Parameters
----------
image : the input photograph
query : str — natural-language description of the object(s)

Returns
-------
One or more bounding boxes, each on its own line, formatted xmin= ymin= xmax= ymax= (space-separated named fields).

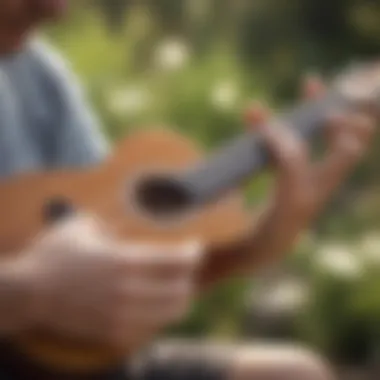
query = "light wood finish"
xmin=0 ymin=129 xmax=251 ymax=372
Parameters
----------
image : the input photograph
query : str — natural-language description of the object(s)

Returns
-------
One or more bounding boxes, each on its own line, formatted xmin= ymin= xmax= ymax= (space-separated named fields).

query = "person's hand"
xmin=251 ymin=74 xmax=376 ymax=224
xmin=200 ymin=74 xmax=377 ymax=284
xmin=11 ymin=214 xmax=203 ymax=348
xmin=245 ymin=74 xmax=376 ymax=263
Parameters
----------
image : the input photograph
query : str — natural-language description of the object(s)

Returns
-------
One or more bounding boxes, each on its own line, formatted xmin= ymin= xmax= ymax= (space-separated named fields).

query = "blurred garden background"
xmin=44 ymin=0 xmax=380 ymax=376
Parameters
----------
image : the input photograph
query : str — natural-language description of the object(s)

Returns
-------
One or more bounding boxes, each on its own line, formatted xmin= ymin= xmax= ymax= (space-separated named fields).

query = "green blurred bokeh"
xmin=44 ymin=0 xmax=380 ymax=367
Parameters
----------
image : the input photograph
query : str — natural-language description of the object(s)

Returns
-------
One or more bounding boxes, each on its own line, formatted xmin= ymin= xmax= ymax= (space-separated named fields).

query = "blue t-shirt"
xmin=0 ymin=37 xmax=109 ymax=178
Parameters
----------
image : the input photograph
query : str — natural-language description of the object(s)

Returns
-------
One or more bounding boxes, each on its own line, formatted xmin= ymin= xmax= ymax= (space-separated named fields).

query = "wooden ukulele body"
xmin=0 ymin=129 xmax=250 ymax=372
xmin=0 ymin=59 xmax=377 ymax=373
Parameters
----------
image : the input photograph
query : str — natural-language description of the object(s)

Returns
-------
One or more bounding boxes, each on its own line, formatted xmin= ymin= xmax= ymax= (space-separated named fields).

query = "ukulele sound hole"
xmin=134 ymin=176 xmax=191 ymax=219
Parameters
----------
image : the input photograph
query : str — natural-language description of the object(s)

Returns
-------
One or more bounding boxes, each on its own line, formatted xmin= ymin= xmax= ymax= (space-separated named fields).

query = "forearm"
xmin=198 ymin=201 xmax=308 ymax=289
xmin=198 ymin=74 xmax=376 ymax=291
xmin=238 ymin=203 xmax=307 ymax=270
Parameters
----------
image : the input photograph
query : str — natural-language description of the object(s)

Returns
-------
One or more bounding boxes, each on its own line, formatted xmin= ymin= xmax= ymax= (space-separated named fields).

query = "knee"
xmin=230 ymin=344 xmax=335 ymax=380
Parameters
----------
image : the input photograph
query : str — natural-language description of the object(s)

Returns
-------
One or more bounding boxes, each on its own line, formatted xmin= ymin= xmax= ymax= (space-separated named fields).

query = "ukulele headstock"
xmin=334 ymin=60 xmax=380 ymax=109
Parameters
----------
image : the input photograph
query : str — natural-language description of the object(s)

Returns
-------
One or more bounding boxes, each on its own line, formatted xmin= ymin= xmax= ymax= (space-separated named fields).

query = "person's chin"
xmin=39 ymin=0 xmax=68 ymax=21
xmin=0 ymin=32 xmax=30 ymax=57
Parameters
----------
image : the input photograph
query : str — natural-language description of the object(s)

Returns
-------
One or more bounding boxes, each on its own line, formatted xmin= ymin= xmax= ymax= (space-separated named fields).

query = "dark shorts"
xmin=128 ymin=342 xmax=229 ymax=380
xmin=0 ymin=340 xmax=229 ymax=380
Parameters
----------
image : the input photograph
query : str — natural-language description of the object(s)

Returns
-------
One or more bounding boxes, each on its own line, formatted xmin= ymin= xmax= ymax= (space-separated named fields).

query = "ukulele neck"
xmin=137 ymin=91 xmax=350 ymax=219
xmin=179 ymin=91 xmax=349 ymax=205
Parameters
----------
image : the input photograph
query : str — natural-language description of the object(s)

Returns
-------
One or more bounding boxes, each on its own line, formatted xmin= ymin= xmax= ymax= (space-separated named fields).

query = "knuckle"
xmin=281 ymin=139 xmax=309 ymax=167
xmin=348 ymin=146 xmax=364 ymax=160
xmin=291 ymin=189 xmax=316 ymax=218
xmin=326 ymin=113 xmax=346 ymax=129
xmin=356 ymin=114 xmax=375 ymax=131
xmin=338 ymin=135 xmax=365 ymax=160
xmin=349 ymin=114 xmax=376 ymax=141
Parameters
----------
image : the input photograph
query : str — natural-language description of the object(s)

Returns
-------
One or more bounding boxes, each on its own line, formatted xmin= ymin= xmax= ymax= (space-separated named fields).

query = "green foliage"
xmin=296 ymin=237 xmax=380 ymax=364
xmin=169 ymin=278 xmax=251 ymax=338
xmin=46 ymin=0 xmax=380 ymax=362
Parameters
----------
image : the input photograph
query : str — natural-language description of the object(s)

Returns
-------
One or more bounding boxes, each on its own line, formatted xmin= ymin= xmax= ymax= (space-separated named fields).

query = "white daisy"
xmin=315 ymin=243 xmax=363 ymax=280
xmin=107 ymin=86 xmax=151 ymax=116
xmin=155 ymin=39 xmax=190 ymax=71
xmin=211 ymin=81 xmax=239 ymax=110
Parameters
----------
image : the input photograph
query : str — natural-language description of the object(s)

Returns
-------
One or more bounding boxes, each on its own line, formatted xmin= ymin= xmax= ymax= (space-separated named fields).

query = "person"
xmin=0 ymin=1 xmax=376 ymax=379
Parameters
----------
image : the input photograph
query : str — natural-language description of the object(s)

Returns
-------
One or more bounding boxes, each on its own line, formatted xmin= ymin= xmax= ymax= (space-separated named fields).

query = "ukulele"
xmin=0 ymin=62 xmax=379 ymax=375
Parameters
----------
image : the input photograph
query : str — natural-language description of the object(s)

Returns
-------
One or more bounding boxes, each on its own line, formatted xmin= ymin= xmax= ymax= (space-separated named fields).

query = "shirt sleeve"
xmin=54 ymin=76 xmax=110 ymax=168
xmin=33 ymin=40 xmax=110 ymax=168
